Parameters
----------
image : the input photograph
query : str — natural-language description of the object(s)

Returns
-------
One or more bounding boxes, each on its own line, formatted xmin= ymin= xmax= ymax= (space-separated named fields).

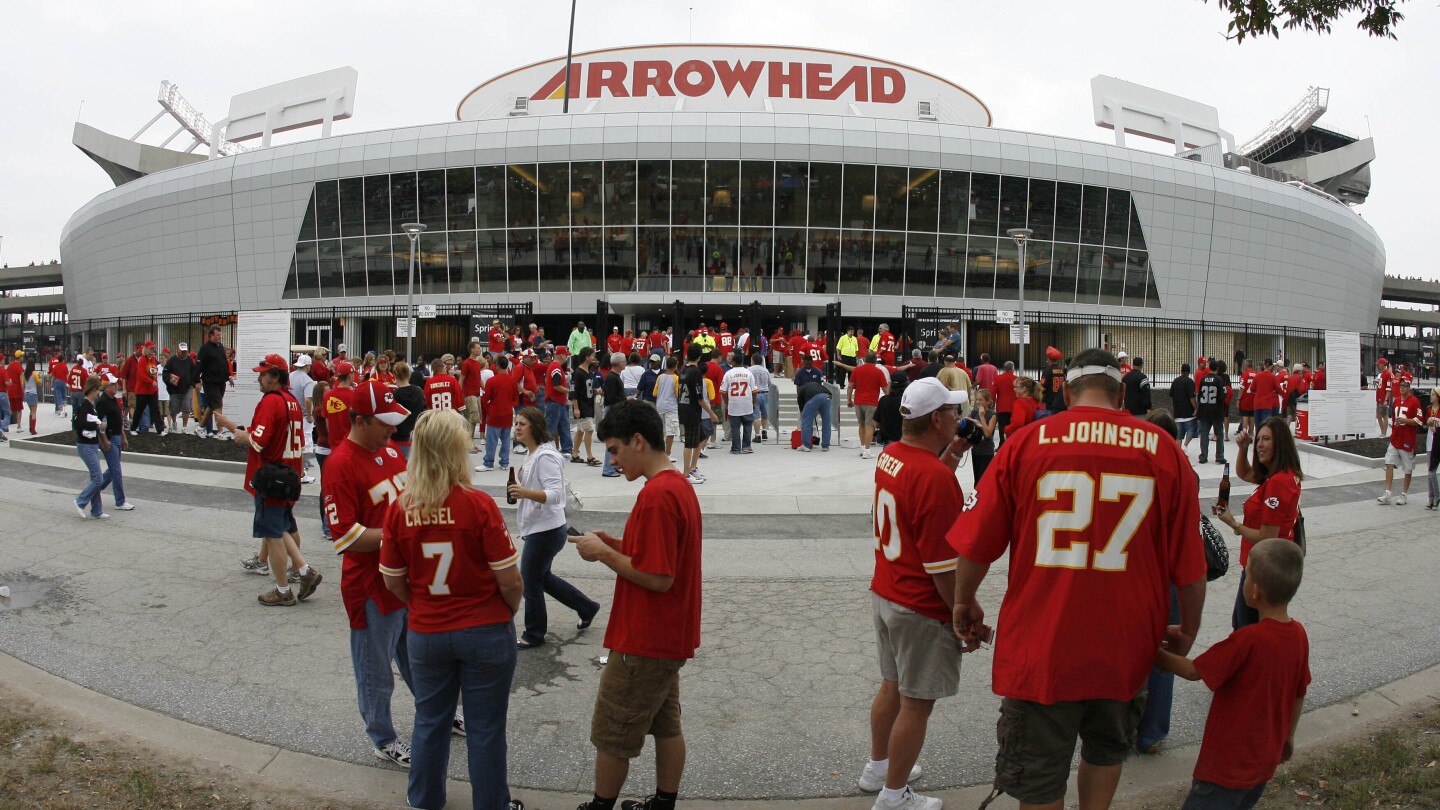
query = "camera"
xmin=955 ymin=416 xmax=985 ymax=446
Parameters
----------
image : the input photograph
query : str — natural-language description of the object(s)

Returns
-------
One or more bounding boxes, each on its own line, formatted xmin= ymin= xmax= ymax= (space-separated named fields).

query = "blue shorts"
xmin=24 ymin=391 xmax=38 ymax=406
xmin=1176 ymin=418 xmax=1201 ymax=440
xmin=252 ymin=495 xmax=298 ymax=539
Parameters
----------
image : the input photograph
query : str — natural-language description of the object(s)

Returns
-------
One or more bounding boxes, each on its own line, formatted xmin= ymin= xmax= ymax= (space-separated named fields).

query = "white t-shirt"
xmin=720 ymin=367 xmax=756 ymax=417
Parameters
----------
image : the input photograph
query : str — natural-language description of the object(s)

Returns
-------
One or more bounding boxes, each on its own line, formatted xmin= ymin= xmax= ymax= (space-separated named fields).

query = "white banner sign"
xmin=1305 ymin=389 xmax=1372 ymax=438
xmin=994 ymin=310 xmax=1016 ymax=324
xmin=397 ymin=318 xmax=417 ymax=338
xmin=416 ymin=305 xmax=437 ymax=319
xmin=233 ymin=309 xmax=292 ymax=427
xmin=1009 ymin=324 xmax=1031 ymax=345
xmin=1324 ymin=330 xmax=1361 ymax=395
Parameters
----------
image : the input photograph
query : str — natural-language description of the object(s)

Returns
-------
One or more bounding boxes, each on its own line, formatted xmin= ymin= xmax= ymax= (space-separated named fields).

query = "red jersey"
xmin=850 ymin=363 xmax=888 ymax=407
xmin=513 ymin=363 xmax=538 ymax=406
xmin=544 ymin=361 xmax=569 ymax=405
xmin=379 ymin=486 xmax=519 ymax=633
xmin=424 ymin=374 xmax=462 ymax=412
xmin=994 ymin=371 xmax=1018 ymax=414
xmin=605 ymin=469 xmax=703 ymax=659
xmin=947 ymin=406 xmax=1204 ymax=704
xmin=322 ymin=386 xmax=355 ymax=449
xmin=1239 ymin=472 xmax=1301 ymax=566
xmin=871 ymin=441 xmax=962 ymax=621
xmin=310 ymin=362 xmax=331 ymax=384
xmin=6 ymin=361 xmax=21 ymax=397
xmin=1388 ymin=372 xmax=1409 ymax=403
xmin=67 ymin=364 xmax=89 ymax=393
xmin=481 ymin=370 xmax=518 ymax=429
xmin=488 ymin=327 xmax=508 ymax=354
xmin=1238 ymin=370 xmax=1256 ymax=410
xmin=874 ymin=331 xmax=897 ymax=359
xmin=631 ymin=336 xmax=646 ymax=356
xmin=1192 ymin=619 xmax=1310 ymax=789
xmin=1251 ymin=368 xmax=1276 ymax=411
xmin=373 ymin=370 xmax=395 ymax=387
xmin=717 ymin=331 xmax=735 ymax=356
xmin=243 ymin=390 xmax=304 ymax=501
xmin=323 ymin=437 xmax=408 ymax=629
xmin=131 ymin=357 xmax=159 ymax=396
xmin=788 ymin=334 xmax=808 ymax=360
xmin=1376 ymin=369 xmax=1393 ymax=403
xmin=460 ymin=357 xmax=485 ymax=397
xmin=857 ymin=334 xmax=871 ymax=358
xmin=1391 ymin=394 xmax=1424 ymax=452
xmin=648 ymin=331 xmax=669 ymax=353
xmin=607 ymin=333 xmax=626 ymax=355
xmin=1311 ymin=369 xmax=1325 ymax=390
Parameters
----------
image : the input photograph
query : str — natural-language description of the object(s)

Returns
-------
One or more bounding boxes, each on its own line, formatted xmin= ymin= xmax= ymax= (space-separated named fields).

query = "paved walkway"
xmin=1 ymin=401 xmax=1437 ymax=807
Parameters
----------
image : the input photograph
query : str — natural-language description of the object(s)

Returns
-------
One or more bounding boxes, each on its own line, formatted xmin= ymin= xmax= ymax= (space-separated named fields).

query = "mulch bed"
xmin=31 ymin=429 xmax=248 ymax=463
xmin=1323 ymin=436 xmax=1399 ymax=460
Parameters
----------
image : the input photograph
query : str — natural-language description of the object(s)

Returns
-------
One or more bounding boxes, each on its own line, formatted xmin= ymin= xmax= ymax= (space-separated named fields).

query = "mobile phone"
xmin=566 ymin=526 xmax=581 ymax=536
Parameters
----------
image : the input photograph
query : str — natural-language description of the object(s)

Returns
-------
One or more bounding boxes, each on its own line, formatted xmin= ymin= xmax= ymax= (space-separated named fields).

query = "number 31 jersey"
xmin=946 ymin=406 xmax=1204 ymax=704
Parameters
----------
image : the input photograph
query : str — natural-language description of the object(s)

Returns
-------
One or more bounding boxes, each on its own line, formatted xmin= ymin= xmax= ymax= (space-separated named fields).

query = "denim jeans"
xmin=1252 ymin=408 xmax=1274 ymax=425
xmin=75 ymin=442 xmax=106 ymax=516
xmin=544 ymin=400 xmax=573 ymax=455
xmin=1181 ymin=779 xmax=1266 ymax=810
xmin=801 ymin=393 xmax=832 ymax=449
xmin=314 ymin=452 xmax=331 ymax=539
xmin=1232 ymin=568 xmax=1259 ymax=630
xmin=754 ymin=391 xmax=769 ymax=426
xmin=1138 ymin=588 xmax=1181 ymax=750
xmin=351 ymin=598 xmax=414 ymax=749
xmin=99 ymin=437 xmax=126 ymax=506
xmin=0 ymin=393 xmax=10 ymax=431
xmin=407 ymin=623 xmax=517 ymax=810
xmin=483 ymin=425 xmax=512 ymax=470
xmin=520 ymin=525 xmax=599 ymax=645
xmin=53 ymin=380 xmax=67 ymax=412
xmin=729 ymin=413 xmax=753 ymax=452
xmin=1198 ymin=414 xmax=1226 ymax=462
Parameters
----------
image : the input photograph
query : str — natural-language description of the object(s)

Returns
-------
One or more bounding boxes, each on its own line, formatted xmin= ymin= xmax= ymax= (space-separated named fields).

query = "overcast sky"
xmin=2 ymin=0 xmax=1433 ymax=284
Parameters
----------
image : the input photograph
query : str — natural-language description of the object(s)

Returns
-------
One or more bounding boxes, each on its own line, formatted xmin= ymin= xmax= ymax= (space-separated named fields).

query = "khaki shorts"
xmin=465 ymin=395 xmax=483 ymax=425
xmin=871 ymin=593 xmax=961 ymax=700
xmin=855 ymin=404 xmax=877 ymax=427
xmin=1385 ymin=444 xmax=1416 ymax=473
xmin=662 ymin=411 xmax=680 ymax=438
xmin=993 ymin=693 xmax=1145 ymax=805
xmin=574 ymin=416 xmax=596 ymax=433
xmin=590 ymin=653 xmax=686 ymax=758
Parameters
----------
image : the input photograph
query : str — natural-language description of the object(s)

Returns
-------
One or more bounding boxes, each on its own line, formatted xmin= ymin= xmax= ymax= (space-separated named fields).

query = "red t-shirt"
xmin=1312 ymin=370 xmax=1326 ymax=390
xmin=604 ymin=469 xmax=703 ymax=659
xmin=460 ymin=357 xmax=485 ymax=397
xmin=703 ymin=363 xmax=724 ymax=407
xmin=67 ymin=365 xmax=89 ymax=392
xmin=424 ymin=374 xmax=462 ymax=412
xmin=871 ymin=441 xmax=963 ymax=621
xmin=1239 ymin=370 xmax=1256 ymax=410
xmin=513 ymin=363 xmax=538 ymax=406
xmin=379 ymin=486 xmax=519 ymax=633
xmin=1192 ymin=619 xmax=1310 ymax=789
xmin=50 ymin=359 xmax=68 ymax=384
xmin=946 ymin=406 xmax=1204 ymax=703
xmin=488 ymin=328 xmax=508 ymax=354
xmin=544 ymin=361 xmax=569 ymax=405
xmin=244 ymin=390 xmax=304 ymax=500
xmin=6 ymin=361 xmax=22 ymax=397
xmin=1239 ymin=472 xmax=1301 ymax=566
xmin=482 ymin=371 xmax=518 ymax=429
xmin=607 ymin=333 xmax=626 ymax=355
xmin=1251 ymin=369 xmax=1276 ymax=411
xmin=323 ymin=437 xmax=408 ymax=629
xmin=1391 ymin=394 xmax=1423 ymax=452
xmin=850 ymin=363 xmax=888 ymax=407
xmin=994 ymin=371 xmax=1018 ymax=413
xmin=648 ymin=331 xmax=669 ymax=353
xmin=857 ymin=335 xmax=871 ymax=358
xmin=322 ymin=386 xmax=355 ymax=449
xmin=310 ymin=362 xmax=331 ymax=384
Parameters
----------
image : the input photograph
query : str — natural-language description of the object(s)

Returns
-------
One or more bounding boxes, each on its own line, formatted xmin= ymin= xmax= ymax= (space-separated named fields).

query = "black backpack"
xmin=249 ymin=392 xmax=302 ymax=502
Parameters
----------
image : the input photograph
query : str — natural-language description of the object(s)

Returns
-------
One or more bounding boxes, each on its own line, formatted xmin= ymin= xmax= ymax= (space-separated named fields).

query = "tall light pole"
xmin=401 ymin=222 xmax=426 ymax=364
xmin=562 ymin=0 xmax=578 ymax=113
xmin=1007 ymin=227 xmax=1033 ymax=376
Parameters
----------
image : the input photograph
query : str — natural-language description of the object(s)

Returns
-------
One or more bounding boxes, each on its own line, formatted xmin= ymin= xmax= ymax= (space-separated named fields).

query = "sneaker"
xmin=685 ymin=473 xmax=705 ymax=485
xmin=761 ymin=429 xmax=768 ymax=441
xmin=299 ymin=475 xmax=316 ymax=484
xmin=372 ymin=740 xmax=411 ymax=768
xmin=297 ymin=568 xmax=323 ymax=601
xmin=870 ymin=786 xmax=941 ymax=810
xmin=73 ymin=500 xmax=88 ymax=519
xmin=1378 ymin=491 xmax=1393 ymax=505
xmin=159 ymin=428 xmax=170 ymax=437
xmin=0 ymin=432 xmax=8 ymax=443
xmin=128 ymin=430 xmax=138 ymax=436
xmin=287 ymin=567 xmax=300 ymax=583
xmin=698 ymin=451 xmax=709 ymax=459
xmin=115 ymin=502 xmax=135 ymax=511
xmin=452 ymin=715 xmax=466 ymax=737
xmin=218 ymin=429 xmax=234 ymax=440
xmin=798 ymin=445 xmax=812 ymax=452
xmin=821 ymin=446 xmax=830 ymax=452
xmin=861 ymin=448 xmax=873 ymax=459
xmin=475 ymin=465 xmax=496 ymax=472
xmin=513 ymin=444 xmax=527 ymax=455
xmin=240 ymin=553 xmax=267 ymax=572
xmin=1215 ymin=458 xmax=1227 ymax=465
xmin=859 ymin=761 xmax=925 ymax=792
xmin=95 ymin=513 xmax=111 ymax=520
xmin=258 ymin=587 xmax=297 ymax=606
xmin=741 ymin=447 xmax=754 ymax=453
xmin=1396 ymin=492 xmax=1408 ymax=506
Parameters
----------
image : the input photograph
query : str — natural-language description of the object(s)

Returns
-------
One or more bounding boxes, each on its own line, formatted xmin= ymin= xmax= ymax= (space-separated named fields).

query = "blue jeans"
xmin=407 ymin=623 xmax=517 ymax=810
xmin=1198 ymin=413 xmax=1226 ymax=462
xmin=1182 ymin=779 xmax=1266 ymax=810
xmin=351 ymin=599 xmax=414 ymax=750
xmin=315 ymin=452 xmax=331 ymax=539
xmin=1253 ymin=408 xmax=1274 ymax=424
xmin=754 ymin=391 xmax=769 ymax=426
xmin=544 ymin=400 xmax=573 ymax=455
xmin=729 ymin=413 xmax=753 ymax=452
xmin=99 ymin=438 xmax=126 ymax=507
xmin=0 ymin=392 xmax=10 ymax=431
xmin=484 ymin=425 xmax=512 ymax=470
xmin=75 ymin=442 xmax=106 ymax=516
xmin=520 ymin=525 xmax=599 ymax=645
xmin=53 ymin=380 xmax=67 ymax=412
xmin=801 ymin=393 xmax=832 ymax=449
xmin=1138 ymin=588 xmax=1181 ymax=750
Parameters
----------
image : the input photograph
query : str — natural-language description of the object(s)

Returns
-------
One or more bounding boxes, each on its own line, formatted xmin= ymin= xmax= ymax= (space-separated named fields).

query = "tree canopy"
xmin=1208 ymin=0 xmax=1405 ymax=42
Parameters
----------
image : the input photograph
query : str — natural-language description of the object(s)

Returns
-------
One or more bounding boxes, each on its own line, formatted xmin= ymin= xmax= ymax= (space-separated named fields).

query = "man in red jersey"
xmin=631 ymin=331 xmax=648 ymax=358
xmin=424 ymin=357 xmax=462 ymax=413
xmin=543 ymin=347 xmax=574 ymax=456
xmin=861 ymin=377 xmax=973 ymax=810
xmin=1378 ymin=378 xmax=1423 ymax=506
xmin=214 ymin=354 xmax=321 ymax=607
xmin=570 ymin=400 xmax=703 ymax=810
xmin=487 ymin=320 xmax=509 ymax=355
xmin=1311 ymin=362 xmax=1326 ymax=391
xmin=856 ymin=328 xmax=871 ymax=361
xmin=993 ymin=360 xmax=1018 ymax=446
xmin=8 ymin=350 xmax=26 ymax=431
xmin=874 ymin=323 xmax=898 ymax=369
xmin=647 ymin=327 xmax=669 ymax=357
xmin=1251 ymin=359 xmax=1277 ymax=425
xmin=770 ymin=327 xmax=789 ymax=375
xmin=459 ymin=341 xmax=486 ymax=450
xmin=477 ymin=353 xmax=519 ymax=472
xmin=323 ymin=380 xmax=416 ymax=767
xmin=48 ymin=353 xmax=69 ymax=416
xmin=607 ymin=326 xmax=626 ymax=357
xmin=717 ymin=322 xmax=735 ymax=359
xmin=948 ymin=348 xmax=1206 ymax=810
xmin=848 ymin=354 xmax=890 ymax=459
xmin=129 ymin=342 xmax=162 ymax=435
xmin=67 ymin=358 xmax=89 ymax=414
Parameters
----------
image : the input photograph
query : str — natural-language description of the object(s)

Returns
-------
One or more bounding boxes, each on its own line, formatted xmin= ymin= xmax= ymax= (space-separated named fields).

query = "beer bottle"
xmin=506 ymin=466 xmax=518 ymax=505
xmin=1217 ymin=463 xmax=1231 ymax=509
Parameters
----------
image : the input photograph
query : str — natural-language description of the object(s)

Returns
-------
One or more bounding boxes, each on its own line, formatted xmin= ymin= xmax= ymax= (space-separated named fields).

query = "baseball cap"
xmin=333 ymin=360 xmax=355 ymax=377
xmin=351 ymin=381 xmax=410 ymax=426
xmin=337 ymin=343 xmax=348 ymax=353
xmin=901 ymin=377 xmax=968 ymax=418
xmin=143 ymin=340 xmax=155 ymax=349
xmin=294 ymin=354 xmax=312 ymax=368
xmin=178 ymin=342 xmax=188 ymax=351
xmin=555 ymin=346 xmax=570 ymax=356
xmin=1045 ymin=346 xmax=1063 ymax=361
xmin=1377 ymin=358 xmax=1389 ymax=366
xmin=101 ymin=372 xmax=119 ymax=386
xmin=720 ymin=322 xmax=728 ymax=330
xmin=12 ymin=350 xmax=21 ymax=358
xmin=252 ymin=353 xmax=289 ymax=373
xmin=1116 ymin=350 xmax=1128 ymax=359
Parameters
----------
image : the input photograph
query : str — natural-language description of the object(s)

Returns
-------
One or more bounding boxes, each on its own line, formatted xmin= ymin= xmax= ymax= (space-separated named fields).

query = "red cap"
xmin=333 ymin=360 xmax=355 ymax=377
xmin=162 ymin=347 xmax=170 ymax=353
xmin=100 ymin=353 xmax=108 ymax=359
xmin=144 ymin=340 xmax=155 ymax=348
xmin=1377 ymin=358 xmax=1389 ymax=366
xmin=252 ymin=353 xmax=289 ymax=373
xmin=351 ymin=381 xmax=410 ymax=426
xmin=1046 ymin=346 xmax=1063 ymax=361
xmin=555 ymin=346 xmax=570 ymax=355
xmin=720 ymin=322 xmax=728 ymax=329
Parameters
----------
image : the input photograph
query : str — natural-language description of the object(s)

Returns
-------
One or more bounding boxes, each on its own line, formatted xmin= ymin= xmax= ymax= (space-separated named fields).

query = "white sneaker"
xmin=218 ymin=429 xmax=234 ymax=440
xmin=859 ymin=761 xmax=924 ymax=792
xmin=1396 ymin=492 xmax=1408 ymax=506
xmin=686 ymin=473 xmax=705 ymax=485
xmin=475 ymin=465 xmax=496 ymax=472
xmin=512 ymin=444 xmax=527 ymax=455
xmin=114 ymin=503 xmax=135 ymax=511
xmin=159 ymin=428 xmax=170 ymax=436
xmin=861 ymin=448 xmax=873 ymax=459
xmin=871 ymin=786 xmax=941 ymax=810
xmin=1378 ymin=491 xmax=1393 ymax=505
xmin=95 ymin=513 xmax=111 ymax=520
xmin=73 ymin=501 xmax=89 ymax=519
xmin=372 ymin=740 xmax=411 ymax=768
xmin=798 ymin=445 xmax=812 ymax=452
xmin=299 ymin=475 xmax=316 ymax=484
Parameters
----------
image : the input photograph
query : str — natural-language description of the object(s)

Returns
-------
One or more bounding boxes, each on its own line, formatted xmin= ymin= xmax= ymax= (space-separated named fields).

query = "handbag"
xmin=252 ymin=462 xmax=301 ymax=502
xmin=1292 ymin=510 xmax=1306 ymax=555
xmin=564 ymin=476 xmax=584 ymax=521
xmin=1199 ymin=514 xmax=1229 ymax=581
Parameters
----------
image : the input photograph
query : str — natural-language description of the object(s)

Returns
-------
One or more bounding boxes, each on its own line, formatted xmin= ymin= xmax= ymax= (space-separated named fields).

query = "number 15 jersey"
xmin=946 ymin=406 xmax=1205 ymax=704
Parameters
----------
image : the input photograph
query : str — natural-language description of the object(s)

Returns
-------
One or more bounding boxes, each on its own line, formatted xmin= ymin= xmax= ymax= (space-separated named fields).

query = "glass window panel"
xmin=603 ymin=160 xmax=635 ymax=226
xmin=841 ymin=230 xmax=876 ymax=296
xmin=773 ymin=228 xmax=806 ymax=294
xmin=1099 ymin=246 xmax=1126 ymax=305
xmin=809 ymin=162 xmax=843 ymax=228
xmin=908 ymin=168 xmax=940 ymax=233
xmin=282 ymin=253 xmax=301 ymax=299
xmin=904 ymin=233 xmax=937 ymax=298
xmin=671 ymin=226 xmax=703 ymax=292
xmin=364 ymin=175 xmax=390 ymax=236
xmin=1024 ymin=240 xmax=1053 ymax=303
xmin=1028 ymin=179 xmax=1056 ymax=242
xmin=994 ymin=237 xmax=1020 ymax=301
xmin=671 ymin=160 xmax=704 ymax=227
xmin=938 ymin=170 xmax=970 ymax=234
xmin=446 ymin=168 xmax=476 ymax=232
xmin=297 ymin=189 xmax=318 ymax=242
xmin=1054 ymin=182 xmax=1082 ymax=243
xmin=635 ymin=227 xmax=668 ymax=292
xmin=738 ymin=227 xmax=771 ymax=293
xmin=1122 ymin=250 xmax=1149 ymax=307
xmin=704 ymin=227 xmax=739 ymax=291
xmin=570 ymin=161 xmax=604 ymax=227
xmin=604 ymin=227 xmax=636 ymax=291
xmin=448 ymin=231 xmax=477 ymax=295
xmin=417 ymin=231 xmax=447 ymax=295
xmin=390 ymin=172 xmax=418 ymax=234
xmin=339 ymin=178 xmax=364 ymax=239
xmin=936 ymin=234 xmax=966 ymax=297
xmin=366 ymin=237 xmax=396 ymax=297
xmin=874 ymin=165 xmax=908 ymax=231
xmin=775 ymin=162 xmax=809 ymax=228
xmin=505 ymin=165 xmax=538 ymax=228
xmin=969 ymin=173 xmax=999 ymax=236
xmin=637 ymin=160 xmax=670 ymax=226
xmin=538 ymin=163 xmax=569 ymax=228
xmin=807 ymin=229 xmax=839 ymax=294
xmin=1128 ymin=204 xmax=1147 ymax=252
xmin=1080 ymin=185 xmax=1106 ymax=245
xmin=507 ymin=228 xmax=538 ymax=291
xmin=295 ymin=241 xmax=320 ymax=299
xmin=317 ymin=239 xmax=343 ymax=297
xmin=474 ymin=166 xmax=506 ymax=229
xmin=705 ymin=160 xmax=739 ymax=227
xmin=842 ymin=163 xmax=876 ymax=230
xmin=539 ymin=227 xmax=570 ymax=291
xmin=965 ymin=236 xmax=997 ymax=299
xmin=314 ymin=181 xmax=340 ymax=240
xmin=1143 ymin=252 xmax=1161 ymax=307
xmin=418 ymin=170 xmax=446 ymax=231
xmin=1076 ymin=245 xmax=1103 ymax=304
xmin=342 ymin=237 xmax=368 ymax=297
xmin=740 ymin=161 xmax=773 ymax=226
xmin=999 ymin=176 xmax=1028 ymax=234
xmin=477 ymin=230 xmax=507 ymax=292
xmin=571 ymin=226 xmax=604 ymax=291
xmin=1105 ymin=189 xmax=1130 ymax=246
xmin=1050 ymin=243 xmax=1080 ymax=303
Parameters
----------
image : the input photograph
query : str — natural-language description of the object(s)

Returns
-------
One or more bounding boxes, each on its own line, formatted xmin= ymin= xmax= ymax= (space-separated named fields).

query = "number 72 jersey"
xmin=946 ymin=406 xmax=1205 ymax=704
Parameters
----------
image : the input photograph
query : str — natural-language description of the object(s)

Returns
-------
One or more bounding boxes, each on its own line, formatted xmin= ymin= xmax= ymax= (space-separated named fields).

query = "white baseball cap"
xmin=1116 ymin=350 xmax=1129 ymax=359
xmin=337 ymin=343 xmax=348 ymax=353
xmin=293 ymin=354 xmax=312 ymax=368
xmin=178 ymin=342 xmax=188 ymax=351
xmin=900 ymin=377 xmax=968 ymax=419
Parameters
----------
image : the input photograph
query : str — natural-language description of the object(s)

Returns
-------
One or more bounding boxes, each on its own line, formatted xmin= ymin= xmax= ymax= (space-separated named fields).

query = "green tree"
xmin=1208 ymin=0 xmax=1405 ymax=41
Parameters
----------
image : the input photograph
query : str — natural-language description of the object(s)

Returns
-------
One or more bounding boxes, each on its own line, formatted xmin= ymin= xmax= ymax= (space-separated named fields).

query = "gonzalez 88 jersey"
xmin=946 ymin=405 xmax=1204 ymax=704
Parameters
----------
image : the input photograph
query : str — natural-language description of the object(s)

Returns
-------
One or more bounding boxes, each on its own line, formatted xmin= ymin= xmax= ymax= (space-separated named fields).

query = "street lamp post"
xmin=1007 ymin=227 xmax=1034 ymax=376
xmin=401 ymin=223 xmax=427 ymax=364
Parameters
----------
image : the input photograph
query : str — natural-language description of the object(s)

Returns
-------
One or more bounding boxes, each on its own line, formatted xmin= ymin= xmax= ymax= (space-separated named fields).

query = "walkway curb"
xmin=12 ymin=435 xmax=246 ymax=474
xmin=3 ymin=648 xmax=1438 ymax=809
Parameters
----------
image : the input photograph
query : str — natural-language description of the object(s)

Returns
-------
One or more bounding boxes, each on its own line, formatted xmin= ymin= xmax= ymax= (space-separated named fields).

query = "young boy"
xmin=1158 ymin=538 xmax=1310 ymax=810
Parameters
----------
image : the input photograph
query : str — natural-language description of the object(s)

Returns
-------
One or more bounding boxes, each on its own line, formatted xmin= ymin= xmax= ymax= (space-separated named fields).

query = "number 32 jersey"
xmin=947 ymin=406 xmax=1204 ymax=704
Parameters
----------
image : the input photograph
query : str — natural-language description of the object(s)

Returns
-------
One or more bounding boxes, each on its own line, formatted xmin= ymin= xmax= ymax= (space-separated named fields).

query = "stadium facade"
xmin=59 ymin=45 xmax=1385 ymax=368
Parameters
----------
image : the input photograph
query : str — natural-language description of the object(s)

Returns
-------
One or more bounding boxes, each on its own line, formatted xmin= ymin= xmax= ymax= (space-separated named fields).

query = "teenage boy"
xmin=677 ymin=345 xmax=716 ymax=484
xmin=1157 ymin=538 xmax=1309 ymax=810
xmin=1378 ymin=378 xmax=1424 ymax=505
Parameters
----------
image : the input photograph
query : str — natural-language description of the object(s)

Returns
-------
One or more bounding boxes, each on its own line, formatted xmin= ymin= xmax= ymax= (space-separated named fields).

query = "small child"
xmin=1158 ymin=537 xmax=1310 ymax=810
